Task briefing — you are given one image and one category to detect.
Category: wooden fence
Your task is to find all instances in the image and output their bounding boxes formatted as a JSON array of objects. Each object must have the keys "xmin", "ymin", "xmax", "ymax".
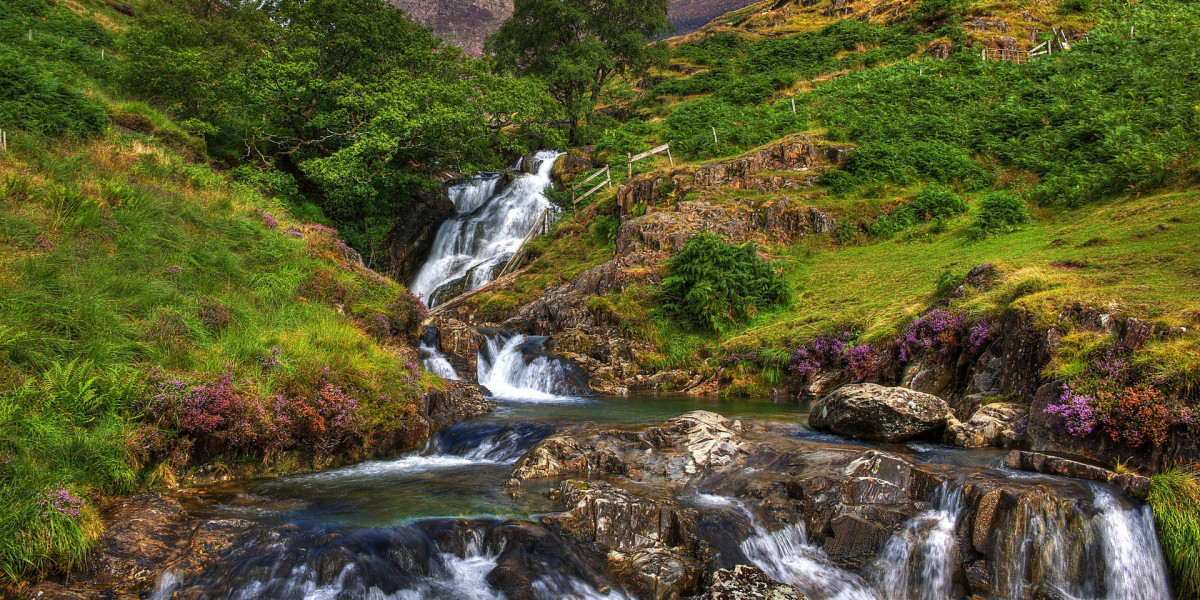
[
  {"xmin": 496, "ymin": 208, "xmax": 552, "ymax": 278},
  {"xmin": 626, "ymin": 143, "xmax": 673, "ymax": 177},
  {"xmin": 571, "ymin": 165, "xmax": 611, "ymax": 212},
  {"xmin": 983, "ymin": 27, "xmax": 1075, "ymax": 64}
]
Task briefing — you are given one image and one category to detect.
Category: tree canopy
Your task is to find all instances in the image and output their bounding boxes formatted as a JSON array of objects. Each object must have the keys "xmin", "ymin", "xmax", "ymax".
[
  {"xmin": 122, "ymin": 0, "xmax": 562, "ymax": 263},
  {"xmin": 486, "ymin": 0, "xmax": 672, "ymax": 143}
]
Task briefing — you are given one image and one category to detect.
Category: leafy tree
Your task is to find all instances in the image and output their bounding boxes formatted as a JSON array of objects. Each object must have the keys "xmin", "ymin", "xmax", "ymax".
[
  {"xmin": 486, "ymin": 0, "xmax": 672, "ymax": 142},
  {"xmin": 659, "ymin": 233, "xmax": 790, "ymax": 332}
]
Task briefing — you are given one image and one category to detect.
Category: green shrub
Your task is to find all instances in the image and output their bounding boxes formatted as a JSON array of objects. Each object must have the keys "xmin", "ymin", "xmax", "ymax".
[
  {"xmin": 1147, "ymin": 467, "xmax": 1200, "ymax": 599},
  {"xmin": 968, "ymin": 192, "xmax": 1029, "ymax": 240},
  {"xmin": 658, "ymin": 233, "xmax": 790, "ymax": 332}
]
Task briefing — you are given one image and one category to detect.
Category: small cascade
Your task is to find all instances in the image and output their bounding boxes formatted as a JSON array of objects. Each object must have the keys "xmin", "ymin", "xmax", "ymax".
[
  {"xmin": 477, "ymin": 333, "xmax": 587, "ymax": 401},
  {"xmin": 418, "ymin": 326, "xmax": 459, "ymax": 380},
  {"xmin": 427, "ymin": 421, "xmax": 554, "ymax": 464},
  {"xmin": 740, "ymin": 521, "xmax": 881, "ymax": 600},
  {"xmin": 872, "ymin": 485, "xmax": 963, "ymax": 600},
  {"xmin": 162, "ymin": 520, "xmax": 630, "ymax": 600},
  {"xmin": 411, "ymin": 151, "xmax": 562, "ymax": 307},
  {"xmin": 1092, "ymin": 487, "xmax": 1172, "ymax": 600}
]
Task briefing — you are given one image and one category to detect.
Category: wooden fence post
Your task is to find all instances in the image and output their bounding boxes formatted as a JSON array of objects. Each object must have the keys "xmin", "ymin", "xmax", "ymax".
[
  {"xmin": 28, "ymin": 29, "xmax": 33, "ymax": 41},
  {"xmin": 711, "ymin": 127, "xmax": 718, "ymax": 146},
  {"xmin": 791, "ymin": 98, "xmax": 796, "ymax": 114},
  {"xmin": 627, "ymin": 152, "xmax": 633, "ymax": 178},
  {"xmin": 1, "ymin": 129, "xmax": 7, "ymax": 153},
  {"xmin": 666, "ymin": 145, "xmax": 674, "ymax": 166}
]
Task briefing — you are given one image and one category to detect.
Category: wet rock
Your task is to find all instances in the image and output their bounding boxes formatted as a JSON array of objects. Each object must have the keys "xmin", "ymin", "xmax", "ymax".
[
  {"xmin": 809, "ymin": 384, "xmax": 953, "ymax": 442},
  {"xmin": 511, "ymin": 411, "xmax": 748, "ymax": 483},
  {"xmin": 435, "ymin": 318, "xmax": 484, "ymax": 375},
  {"xmin": 690, "ymin": 565, "xmax": 808, "ymax": 600},
  {"xmin": 21, "ymin": 494, "xmax": 259, "ymax": 599},
  {"xmin": 422, "ymin": 380, "xmax": 494, "ymax": 430},
  {"xmin": 1003, "ymin": 450, "xmax": 1151, "ymax": 496},
  {"xmin": 385, "ymin": 187, "xmax": 456, "ymax": 280},
  {"xmin": 945, "ymin": 403, "xmax": 1028, "ymax": 448}
]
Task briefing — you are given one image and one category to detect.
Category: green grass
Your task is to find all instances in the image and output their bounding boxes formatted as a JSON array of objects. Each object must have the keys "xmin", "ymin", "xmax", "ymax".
[{"xmin": 1148, "ymin": 467, "xmax": 1200, "ymax": 599}]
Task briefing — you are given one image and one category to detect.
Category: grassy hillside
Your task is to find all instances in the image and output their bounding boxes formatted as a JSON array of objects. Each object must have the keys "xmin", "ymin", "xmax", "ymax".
[
  {"xmin": 0, "ymin": 0, "xmax": 432, "ymax": 583},
  {"xmin": 475, "ymin": 0, "xmax": 1200, "ymax": 402}
]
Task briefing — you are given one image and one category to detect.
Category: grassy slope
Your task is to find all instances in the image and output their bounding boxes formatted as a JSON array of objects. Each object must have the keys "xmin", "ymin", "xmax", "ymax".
[
  {"xmin": 475, "ymin": 0, "xmax": 1200, "ymax": 388},
  {"xmin": 0, "ymin": 0, "xmax": 431, "ymax": 583}
]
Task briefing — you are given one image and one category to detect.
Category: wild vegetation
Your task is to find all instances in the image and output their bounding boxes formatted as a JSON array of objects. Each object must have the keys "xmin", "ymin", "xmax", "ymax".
[{"xmin": 0, "ymin": 0, "xmax": 462, "ymax": 583}]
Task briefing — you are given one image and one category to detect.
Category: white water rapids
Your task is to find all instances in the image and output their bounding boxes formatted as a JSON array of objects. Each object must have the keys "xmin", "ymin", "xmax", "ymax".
[
  {"xmin": 410, "ymin": 151, "xmax": 561, "ymax": 307},
  {"xmin": 738, "ymin": 484, "xmax": 1170, "ymax": 600}
]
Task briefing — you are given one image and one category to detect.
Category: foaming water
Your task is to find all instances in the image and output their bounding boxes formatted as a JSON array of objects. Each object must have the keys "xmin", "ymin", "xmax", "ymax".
[
  {"xmin": 872, "ymin": 485, "xmax": 962, "ymax": 600},
  {"xmin": 411, "ymin": 151, "xmax": 561, "ymax": 306},
  {"xmin": 477, "ymin": 334, "xmax": 584, "ymax": 401},
  {"xmin": 418, "ymin": 339, "xmax": 459, "ymax": 380},
  {"xmin": 741, "ymin": 521, "xmax": 881, "ymax": 600}
]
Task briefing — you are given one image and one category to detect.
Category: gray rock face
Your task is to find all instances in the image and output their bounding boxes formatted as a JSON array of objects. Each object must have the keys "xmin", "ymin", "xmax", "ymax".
[
  {"xmin": 385, "ymin": 187, "xmax": 456, "ymax": 281},
  {"xmin": 944, "ymin": 402, "xmax": 1028, "ymax": 448},
  {"xmin": 689, "ymin": 566, "xmax": 808, "ymax": 600},
  {"xmin": 808, "ymin": 384, "xmax": 953, "ymax": 442}
]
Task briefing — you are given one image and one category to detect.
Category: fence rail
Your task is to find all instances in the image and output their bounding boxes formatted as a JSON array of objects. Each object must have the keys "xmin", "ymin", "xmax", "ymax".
[
  {"xmin": 571, "ymin": 165, "xmax": 611, "ymax": 212},
  {"xmin": 626, "ymin": 143, "xmax": 672, "ymax": 177},
  {"xmin": 496, "ymin": 208, "xmax": 551, "ymax": 278}
]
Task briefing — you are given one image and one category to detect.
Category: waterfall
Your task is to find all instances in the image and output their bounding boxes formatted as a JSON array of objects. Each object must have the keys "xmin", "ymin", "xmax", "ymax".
[
  {"xmin": 477, "ymin": 334, "xmax": 584, "ymax": 401},
  {"xmin": 740, "ymin": 521, "xmax": 881, "ymax": 600},
  {"xmin": 1091, "ymin": 487, "xmax": 1171, "ymax": 600},
  {"xmin": 872, "ymin": 485, "xmax": 962, "ymax": 600},
  {"xmin": 411, "ymin": 151, "xmax": 562, "ymax": 307},
  {"xmin": 419, "ymin": 340, "xmax": 459, "ymax": 380}
]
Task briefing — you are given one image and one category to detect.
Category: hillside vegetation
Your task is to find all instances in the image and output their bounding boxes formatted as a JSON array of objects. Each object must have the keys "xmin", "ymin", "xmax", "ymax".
[{"xmin": 0, "ymin": 0, "xmax": 449, "ymax": 583}]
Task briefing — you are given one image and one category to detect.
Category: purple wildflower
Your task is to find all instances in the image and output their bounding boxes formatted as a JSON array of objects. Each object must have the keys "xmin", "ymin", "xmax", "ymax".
[
  {"xmin": 1045, "ymin": 386, "xmax": 1098, "ymax": 437},
  {"xmin": 38, "ymin": 486, "xmax": 84, "ymax": 519},
  {"xmin": 257, "ymin": 209, "xmax": 278, "ymax": 229}
]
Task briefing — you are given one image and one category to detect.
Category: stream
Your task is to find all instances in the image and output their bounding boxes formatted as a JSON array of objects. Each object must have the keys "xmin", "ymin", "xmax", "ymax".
[{"xmin": 162, "ymin": 154, "xmax": 1172, "ymax": 600}]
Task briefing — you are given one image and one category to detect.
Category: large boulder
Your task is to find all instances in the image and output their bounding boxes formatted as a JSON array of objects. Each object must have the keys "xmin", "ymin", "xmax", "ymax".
[{"xmin": 808, "ymin": 384, "xmax": 953, "ymax": 442}]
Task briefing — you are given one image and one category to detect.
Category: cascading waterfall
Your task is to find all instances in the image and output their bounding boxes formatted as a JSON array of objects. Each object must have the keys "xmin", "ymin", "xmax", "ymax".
[
  {"xmin": 983, "ymin": 484, "xmax": 1172, "ymax": 600},
  {"xmin": 737, "ymin": 481, "xmax": 1170, "ymax": 600},
  {"xmin": 872, "ymin": 485, "xmax": 963, "ymax": 600},
  {"xmin": 740, "ymin": 520, "xmax": 881, "ymax": 600},
  {"xmin": 418, "ymin": 339, "xmax": 459, "ymax": 380},
  {"xmin": 411, "ymin": 151, "xmax": 562, "ymax": 307},
  {"xmin": 477, "ymin": 334, "xmax": 583, "ymax": 401}
]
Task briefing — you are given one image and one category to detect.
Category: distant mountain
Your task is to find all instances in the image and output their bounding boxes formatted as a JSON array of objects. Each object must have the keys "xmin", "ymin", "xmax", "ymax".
[{"xmin": 389, "ymin": 0, "xmax": 762, "ymax": 55}]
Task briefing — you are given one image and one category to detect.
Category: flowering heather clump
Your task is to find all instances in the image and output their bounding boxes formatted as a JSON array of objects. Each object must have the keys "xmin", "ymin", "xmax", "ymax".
[
  {"xmin": 261, "ymin": 346, "xmax": 281, "ymax": 370},
  {"xmin": 843, "ymin": 344, "xmax": 879, "ymax": 381},
  {"xmin": 197, "ymin": 298, "xmax": 233, "ymax": 332},
  {"xmin": 284, "ymin": 226, "xmax": 305, "ymax": 238},
  {"xmin": 898, "ymin": 310, "xmax": 969, "ymax": 362},
  {"xmin": 164, "ymin": 265, "xmax": 183, "ymax": 276},
  {"xmin": 303, "ymin": 270, "xmax": 349, "ymax": 305},
  {"xmin": 723, "ymin": 350, "xmax": 760, "ymax": 366},
  {"xmin": 37, "ymin": 486, "xmax": 84, "ymax": 519},
  {"xmin": 148, "ymin": 310, "xmax": 190, "ymax": 344},
  {"xmin": 967, "ymin": 319, "xmax": 993, "ymax": 353},
  {"xmin": 257, "ymin": 208, "xmax": 278, "ymax": 229},
  {"xmin": 1047, "ymin": 349, "xmax": 1196, "ymax": 448},
  {"xmin": 1045, "ymin": 386, "xmax": 1098, "ymax": 436},
  {"xmin": 789, "ymin": 332, "xmax": 850, "ymax": 379}
]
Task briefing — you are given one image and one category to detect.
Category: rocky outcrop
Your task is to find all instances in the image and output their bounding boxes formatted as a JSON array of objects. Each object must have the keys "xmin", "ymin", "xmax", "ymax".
[
  {"xmin": 808, "ymin": 384, "xmax": 953, "ymax": 442},
  {"xmin": 385, "ymin": 187, "xmax": 456, "ymax": 280},
  {"xmin": 689, "ymin": 566, "xmax": 808, "ymax": 600},
  {"xmin": 20, "ymin": 494, "xmax": 260, "ymax": 600},
  {"xmin": 1004, "ymin": 450, "xmax": 1151, "ymax": 496},
  {"xmin": 944, "ymin": 402, "xmax": 1027, "ymax": 448},
  {"xmin": 510, "ymin": 411, "xmax": 748, "ymax": 483},
  {"xmin": 423, "ymin": 379, "xmax": 494, "ymax": 429},
  {"xmin": 509, "ymin": 411, "xmax": 1140, "ymax": 600}
]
